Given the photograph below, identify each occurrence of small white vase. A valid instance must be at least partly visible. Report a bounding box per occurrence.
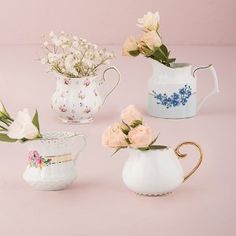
[148,61,219,119]
[51,66,120,124]
[23,131,86,191]
[122,142,203,196]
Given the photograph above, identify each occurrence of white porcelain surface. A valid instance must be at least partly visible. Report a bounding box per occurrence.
[51,66,120,123]
[23,131,86,191]
[122,148,184,195]
[147,61,219,119]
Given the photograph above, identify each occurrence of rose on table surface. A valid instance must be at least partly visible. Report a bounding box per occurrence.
[0,101,42,143]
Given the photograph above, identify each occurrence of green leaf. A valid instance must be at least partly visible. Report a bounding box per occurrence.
[122,121,130,128]
[149,145,168,150]
[111,147,126,156]
[0,133,17,142]
[168,58,176,63]
[32,110,40,133]
[152,49,166,61]
[149,135,159,146]
[160,44,169,57]
[138,147,149,151]
[130,120,143,128]
[129,50,140,57]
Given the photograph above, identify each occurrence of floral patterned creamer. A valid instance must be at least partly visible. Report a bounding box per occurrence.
[148,61,219,119]
[23,131,86,191]
[51,66,120,123]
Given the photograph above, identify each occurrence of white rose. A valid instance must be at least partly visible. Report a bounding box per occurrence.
[7,109,39,140]
[137,11,160,31]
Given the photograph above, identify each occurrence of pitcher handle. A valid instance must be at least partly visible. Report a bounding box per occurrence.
[175,141,203,182]
[193,64,219,111]
[101,66,121,105]
[73,133,86,162]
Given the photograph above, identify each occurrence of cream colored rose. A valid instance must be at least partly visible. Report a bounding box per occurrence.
[8,109,39,140]
[128,124,154,148]
[139,31,162,51]
[102,122,128,148]
[120,105,142,126]
[122,36,139,56]
[137,11,160,31]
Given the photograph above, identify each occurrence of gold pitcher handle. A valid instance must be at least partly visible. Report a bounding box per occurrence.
[175,141,203,182]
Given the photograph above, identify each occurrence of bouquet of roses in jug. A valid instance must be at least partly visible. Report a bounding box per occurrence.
[102,105,167,155]
[123,11,176,67]
[40,31,115,78]
[0,101,42,142]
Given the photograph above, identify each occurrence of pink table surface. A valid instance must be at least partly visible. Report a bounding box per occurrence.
[0,45,235,236]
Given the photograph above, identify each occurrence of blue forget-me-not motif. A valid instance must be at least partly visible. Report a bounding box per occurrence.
[151,85,192,109]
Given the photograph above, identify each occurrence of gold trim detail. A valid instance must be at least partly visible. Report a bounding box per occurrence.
[46,153,72,164]
[175,141,203,182]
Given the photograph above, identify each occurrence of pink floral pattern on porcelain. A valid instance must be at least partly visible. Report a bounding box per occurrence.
[51,76,103,123]
[28,150,51,168]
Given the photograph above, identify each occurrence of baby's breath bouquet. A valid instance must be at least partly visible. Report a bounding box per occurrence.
[123,11,176,67]
[40,32,115,78]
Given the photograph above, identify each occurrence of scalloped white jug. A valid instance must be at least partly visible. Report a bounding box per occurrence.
[122,141,203,196]
[23,131,86,191]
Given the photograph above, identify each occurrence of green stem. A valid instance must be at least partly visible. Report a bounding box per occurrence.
[0,118,10,127]
[0,124,7,131]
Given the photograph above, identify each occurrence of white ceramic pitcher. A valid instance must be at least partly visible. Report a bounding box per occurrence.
[148,61,219,119]
[23,131,86,191]
[51,66,120,123]
[122,141,203,196]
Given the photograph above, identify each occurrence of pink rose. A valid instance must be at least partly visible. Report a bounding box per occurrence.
[128,125,154,148]
[120,105,142,126]
[102,122,128,148]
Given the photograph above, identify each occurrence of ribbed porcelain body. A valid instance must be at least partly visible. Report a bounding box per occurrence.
[122,148,184,196]
[51,75,102,123]
[23,132,85,191]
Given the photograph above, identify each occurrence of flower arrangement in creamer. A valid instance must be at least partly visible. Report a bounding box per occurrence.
[0,100,42,142]
[122,11,176,67]
[40,31,115,78]
[102,105,167,154]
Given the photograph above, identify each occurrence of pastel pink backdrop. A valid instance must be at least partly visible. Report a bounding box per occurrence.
[0,1,236,236]
[0,0,235,45]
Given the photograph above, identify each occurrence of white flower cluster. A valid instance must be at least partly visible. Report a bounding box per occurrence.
[41,32,115,78]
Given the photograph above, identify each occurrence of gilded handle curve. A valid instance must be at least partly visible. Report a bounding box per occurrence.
[175,141,203,182]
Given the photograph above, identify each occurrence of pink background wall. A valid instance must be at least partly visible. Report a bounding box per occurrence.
[0,0,235,45]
